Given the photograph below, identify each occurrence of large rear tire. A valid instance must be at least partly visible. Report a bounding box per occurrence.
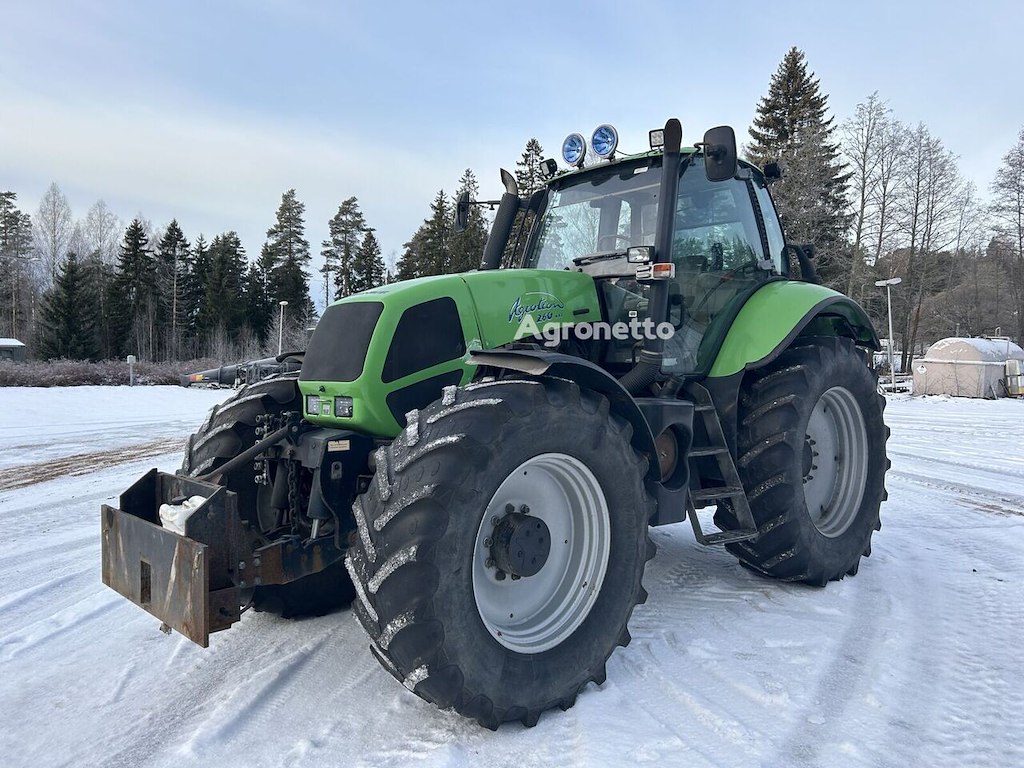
[714,337,888,585]
[182,377,355,616]
[346,379,655,728]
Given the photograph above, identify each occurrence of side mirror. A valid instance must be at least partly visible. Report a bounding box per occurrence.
[455,191,470,233]
[702,126,738,182]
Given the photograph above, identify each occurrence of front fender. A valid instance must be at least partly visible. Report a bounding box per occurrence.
[468,349,660,480]
[708,281,880,379]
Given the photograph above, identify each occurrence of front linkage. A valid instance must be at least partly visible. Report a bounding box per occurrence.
[101,389,374,646]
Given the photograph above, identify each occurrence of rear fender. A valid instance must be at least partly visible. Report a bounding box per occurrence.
[708,281,879,379]
[705,281,881,455]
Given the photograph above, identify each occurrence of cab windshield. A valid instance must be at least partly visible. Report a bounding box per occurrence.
[524,153,782,376]
[529,158,662,271]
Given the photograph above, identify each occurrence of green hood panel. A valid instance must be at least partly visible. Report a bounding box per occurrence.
[708,281,880,378]
[461,269,601,348]
[298,270,600,437]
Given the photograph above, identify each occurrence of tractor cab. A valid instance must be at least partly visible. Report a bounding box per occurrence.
[514,125,788,377]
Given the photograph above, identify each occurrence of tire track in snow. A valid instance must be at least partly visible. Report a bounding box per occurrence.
[889,469,1024,516]
[179,637,329,755]
[0,438,184,491]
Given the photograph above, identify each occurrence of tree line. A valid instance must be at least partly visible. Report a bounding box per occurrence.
[745,47,1024,369]
[3,46,1023,366]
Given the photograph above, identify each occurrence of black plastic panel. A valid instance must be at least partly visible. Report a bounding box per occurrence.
[300,302,384,383]
[382,297,465,383]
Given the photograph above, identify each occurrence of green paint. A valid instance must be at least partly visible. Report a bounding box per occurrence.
[298,270,600,437]
[708,281,878,378]
[462,269,600,347]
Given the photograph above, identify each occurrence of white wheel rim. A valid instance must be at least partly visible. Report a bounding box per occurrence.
[802,386,869,537]
[472,453,611,653]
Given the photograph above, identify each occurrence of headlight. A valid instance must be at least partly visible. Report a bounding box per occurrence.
[305,394,321,415]
[334,397,354,417]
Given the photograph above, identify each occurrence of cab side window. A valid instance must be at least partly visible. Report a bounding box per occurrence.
[753,177,786,273]
[663,158,768,374]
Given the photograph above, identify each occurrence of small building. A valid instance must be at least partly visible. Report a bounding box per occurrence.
[912,337,1024,399]
[0,338,26,362]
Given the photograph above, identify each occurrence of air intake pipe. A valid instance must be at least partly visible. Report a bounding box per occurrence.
[618,118,683,394]
[480,169,520,270]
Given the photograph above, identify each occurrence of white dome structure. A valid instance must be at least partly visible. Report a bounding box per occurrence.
[912,337,1024,398]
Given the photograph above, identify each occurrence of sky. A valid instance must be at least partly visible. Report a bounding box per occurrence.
[2,0,1022,306]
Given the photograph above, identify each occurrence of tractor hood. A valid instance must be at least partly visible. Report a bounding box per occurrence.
[298,270,600,437]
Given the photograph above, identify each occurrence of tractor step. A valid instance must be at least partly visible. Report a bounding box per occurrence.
[688,445,729,458]
[690,486,744,502]
[684,383,759,546]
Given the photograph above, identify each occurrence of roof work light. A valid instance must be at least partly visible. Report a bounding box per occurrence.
[561,133,586,167]
[591,124,618,158]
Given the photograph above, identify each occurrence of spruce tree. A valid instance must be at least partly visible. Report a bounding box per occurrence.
[321,196,368,301]
[182,235,209,355]
[747,47,852,286]
[108,219,156,357]
[395,230,427,281]
[38,252,100,360]
[200,232,249,345]
[0,192,34,339]
[245,243,277,343]
[515,138,546,196]
[449,169,489,273]
[265,189,314,321]
[155,219,190,360]
[351,230,386,293]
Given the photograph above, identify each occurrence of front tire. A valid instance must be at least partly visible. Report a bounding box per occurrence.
[346,379,655,728]
[714,337,888,585]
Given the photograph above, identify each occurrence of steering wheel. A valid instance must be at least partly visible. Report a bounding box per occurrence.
[596,233,631,250]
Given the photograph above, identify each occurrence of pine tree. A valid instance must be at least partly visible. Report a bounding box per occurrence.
[396,191,451,280]
[0,192,34,339]
[246,243,277,344]
[108,219,156,358]
[351,230,386,293]
[747,47,852,286]
[505,139,548,268]
[155,219,190,359]
[449,169,489,273]
[265,189,314,321]
[321,196,368,301]
[38,252,100,360]
[395,229,427,281]
[200,232,249,346]
[181,235,210,355]
[515,138,546,196]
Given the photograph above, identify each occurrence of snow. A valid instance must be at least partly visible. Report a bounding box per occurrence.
[1,387,1023,767]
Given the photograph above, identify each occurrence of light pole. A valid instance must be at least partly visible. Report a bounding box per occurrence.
[875,277,902,393]
[278,300,288,355]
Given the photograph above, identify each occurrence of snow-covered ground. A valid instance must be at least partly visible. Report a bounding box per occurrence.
[1,386,1022,768]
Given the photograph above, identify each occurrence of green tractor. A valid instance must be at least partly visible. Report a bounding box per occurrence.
[101,119,888,729]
